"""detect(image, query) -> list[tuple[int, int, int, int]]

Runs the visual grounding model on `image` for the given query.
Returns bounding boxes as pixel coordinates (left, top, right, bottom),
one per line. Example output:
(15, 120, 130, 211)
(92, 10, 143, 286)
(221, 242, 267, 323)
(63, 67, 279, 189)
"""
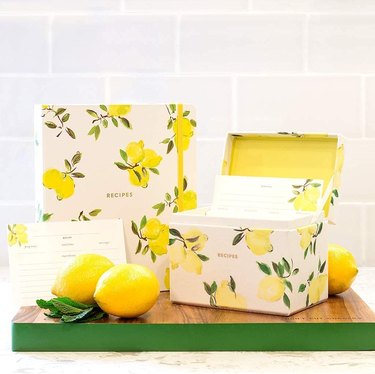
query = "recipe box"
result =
(35, 104, 196, 290)
(169, 133, 344, 316)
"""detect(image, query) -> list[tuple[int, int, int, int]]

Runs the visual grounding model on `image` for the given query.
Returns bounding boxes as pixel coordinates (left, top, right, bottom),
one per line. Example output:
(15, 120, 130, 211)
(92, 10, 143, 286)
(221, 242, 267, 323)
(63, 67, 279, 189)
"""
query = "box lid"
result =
(221, 132, 343, 218)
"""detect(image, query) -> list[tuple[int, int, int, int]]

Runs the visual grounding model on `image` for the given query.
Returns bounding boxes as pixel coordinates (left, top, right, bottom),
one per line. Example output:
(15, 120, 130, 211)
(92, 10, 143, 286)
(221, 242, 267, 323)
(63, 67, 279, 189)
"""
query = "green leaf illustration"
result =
(100, 104, 108, 112)
(211, 281, 217, 294)
(257, 262, 272, 276)
(197, 254, 209, 262)
(169, 228, 183, 238)
(131, 221, 138, 236)
(120, 117, 131, 129)
(55, 108, 66, 116)
(167, 141, 174, 154)
(42, 213, 53, 222)
(112, 117, 118, 127)
(64, 159, 72, 171)
(45, 121, 57, 129)
(203, 282, 212, 295)
(229, 276, 236, 294)
(282, 258, 290, 273)
(292, 268, 299, 275)
(190, 119, 196, 127)
(149, 168, 159, 175)
(94, 125, 100, 140)
(284, 280, 293, 292)
(72, 152, 82, 165)
(283, 293, 291, 309)
(183, 110, 190, 117)
(86, 109, 99, 118)
(135, 240, 142, 254)
(120, 149, 128, 163)
(169, 104, 176, 113)
(62, 113, 70, 122)
(114, 162, 129, 170)
(333, 189, 339, 198)
(319, 260, 326, 273)
(71, 172, 85, 178)
(308, 271, 314, 282)
(298, 284, 306, 293)
(150, 251, 156, 263)
(89, 209, 101, 217)
(232, 232, 244, 246)
(140, 215, 147, 230)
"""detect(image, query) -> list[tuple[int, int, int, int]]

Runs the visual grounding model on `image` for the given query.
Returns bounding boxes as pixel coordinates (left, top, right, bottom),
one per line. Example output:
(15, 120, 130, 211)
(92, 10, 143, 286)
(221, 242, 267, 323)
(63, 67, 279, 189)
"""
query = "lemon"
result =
(128, 165, 149, 187)
(164, 267, 170, 290)
(297, 224, 316, 250)
(52, 254, 114, 304)
(43, 169, 64, 189)
(181, 251, 202, 274)
(169, 244, 186, 269)
(328, 243, 358, 295)
(304, 186, 320, 202)
(173, 118, 194, 151)
(55, 175, 75, 200)
(293, 192, 317, 211)
(257, 276, 285, 302)
(108, 105, 131, 117)
(126, 141, 145, 164)
(94, 264, 160, 318)
(308, 274, 328, 304)
(147, 224, 169, 255)
(216, 280, 247, 309)
(142, 218, 162, 240)
(141, 149, 162, 168)
(182, 228, 207, 252)
(245, 230, 272, 255)
(181, 190, 197, 211)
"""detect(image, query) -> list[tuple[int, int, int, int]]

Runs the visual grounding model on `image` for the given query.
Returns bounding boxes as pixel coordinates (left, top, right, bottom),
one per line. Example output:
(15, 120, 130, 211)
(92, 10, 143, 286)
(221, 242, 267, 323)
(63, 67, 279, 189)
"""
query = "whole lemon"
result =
(181, 251, 202, 274)
(245, 230, 273, 255)
(141, 149, 162, 168)
(328, 243, 358, 295)
(182, 228, 207, 251)
(94, 264, 160, 318)
(55, 175, 75, 200)
(43, 168, 64, 189)
(147, 224, 169, 255)
(257, 276, 285, 302)
(308, 274, 328, 304)
(126, 141, 145, 164)
(181, 190, 198, 211)
(108, 104, 131, 117)
(216, 280, 247, 309)
(52, 254, 114, 304)
(128, 166, 149, 187)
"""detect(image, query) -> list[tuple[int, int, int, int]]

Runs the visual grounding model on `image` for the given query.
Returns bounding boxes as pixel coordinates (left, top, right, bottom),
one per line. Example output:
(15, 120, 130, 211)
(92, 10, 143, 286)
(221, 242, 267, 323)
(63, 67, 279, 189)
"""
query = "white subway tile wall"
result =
(0, 0, 373, 265)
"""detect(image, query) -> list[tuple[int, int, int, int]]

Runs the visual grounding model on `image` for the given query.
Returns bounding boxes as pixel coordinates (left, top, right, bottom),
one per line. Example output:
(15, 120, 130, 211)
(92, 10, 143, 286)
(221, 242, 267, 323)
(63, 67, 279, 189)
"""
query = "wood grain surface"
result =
(13, 289, 375, 325)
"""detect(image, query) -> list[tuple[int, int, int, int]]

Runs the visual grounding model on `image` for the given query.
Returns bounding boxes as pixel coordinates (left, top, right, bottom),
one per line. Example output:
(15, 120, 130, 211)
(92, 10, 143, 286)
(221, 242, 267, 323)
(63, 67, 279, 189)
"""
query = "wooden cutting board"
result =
(12, 289, 375, 352)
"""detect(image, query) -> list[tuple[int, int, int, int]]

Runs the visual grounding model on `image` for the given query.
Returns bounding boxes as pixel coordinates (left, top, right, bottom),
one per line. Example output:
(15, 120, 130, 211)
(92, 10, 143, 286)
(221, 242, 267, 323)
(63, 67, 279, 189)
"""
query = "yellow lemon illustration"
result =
(304, 185, 320, 202)
(42, 104, 49, 109)
(216, 280, 247, 309)
(308, 274, 328, 304)
(328, 243, 358, 295)
(128, 165, 149, 187)
(94, 264, 160, 318)
(293, 192, 317, 211)
(43, 168, 64, 189)
(55, 175, 75, 200)
(297, 225, 316, 249)
(52, 254, 114, 304)
(245, 230, 273, 255)
(108, 104, 131, 117)
(8, 224, 28, 246)
(142, 218, 162, 240)
(126, 141, 145, 164)
(7, 232, 17, 246)
(181, 251, 202, 275)
(169, 244, 186, 269)
(181, 190, 197, 211)
(182, 228, 207, 252)
(141, 149, 162, 168)
(164, 267, 170, 290)
(257, 276, 285, 302)
(148, 224, 169, 255)
(173, 118, 194, 151)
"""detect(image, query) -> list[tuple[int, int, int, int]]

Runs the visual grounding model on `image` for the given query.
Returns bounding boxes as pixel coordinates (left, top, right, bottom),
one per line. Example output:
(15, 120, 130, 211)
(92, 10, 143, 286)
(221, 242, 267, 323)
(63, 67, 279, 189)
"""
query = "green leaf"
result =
(134, 169, 142, 182)
(131, 221, 138, 236)
(55, 108, 66, 116)
(169, 104, 176, 113)
(64, 159, 72, 171)
(71, 172, 85, 178)
(174, 186, 179, 198)
(157, 204, 165, 216)
(190, 119, 197, 127)
(310, 183, 321, 187)
(167, 119, 173, 130)
(51, 299, 84, 315)
(61, 307, 93, 323)
(82, 215, 90, 221)
(135, 240, 142, 254)
(169, 228, 183, 238)
(320, 260, 326, 274)
(186, 236, 199, 243)
(88, 126, 96, 135)
(94, 125, 100, 140)
(45, 121, 57, 129)
(111, 117, 118, 127)
(229, 276, 236, 293)
(308, 271, 314, 282)
(211, 281, 217, 294)
(169, 238, 176, 245)
(292, 190, 300, 195)
(150, 251, 156, 263)
(292, 268, 299, 275)
(142, 245, 149, 255)
(298, 284, 306, 293)
(306, 294, 310, 307)
(173, 205, 179, 213)
(284, 280, 293, 292)
(288, 197, 297, 203)
(232, 232, 244, 246)
(272, 262, 279, 276)
(282, 258, 290, 273)
(304, 248, 308, 259)
(165, 192, 172, 201)
(79, 310, 107, 323)
(167, 140, 174, 154)
(256, 262, 272, 276)
(332, 189, 339, 198)
(161, 138, 170, 144)
(71, 152, 82, 165)
(89, 209, 101, 217)
(149, 168, 159, 175)
(62, 113, 70, 122)
(283, 293, 291, 309)
(197, 254, 209, 262)
(102, 118, 108, 128)
(292, 184, 303, 189)
(120, 149, 128, 163)
(317, 222, 323, 235)
(120, 117, 131, 129)
(42, 213, 53, 222)
(313, 240, 317, 255)
(86, 109, 99, 118)
(114, 162, 128, 170)
(100, 104, 108, 112)
(183, 110, 190, 117)
(203, 282, 212, 295)
(183, 177, 188, 191)
(140, 215, 147, 230)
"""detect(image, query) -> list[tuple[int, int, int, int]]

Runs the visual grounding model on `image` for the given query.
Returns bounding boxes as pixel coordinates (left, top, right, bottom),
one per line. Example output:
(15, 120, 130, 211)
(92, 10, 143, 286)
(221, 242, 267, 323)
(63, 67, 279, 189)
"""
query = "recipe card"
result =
(7, 219, 126, 306)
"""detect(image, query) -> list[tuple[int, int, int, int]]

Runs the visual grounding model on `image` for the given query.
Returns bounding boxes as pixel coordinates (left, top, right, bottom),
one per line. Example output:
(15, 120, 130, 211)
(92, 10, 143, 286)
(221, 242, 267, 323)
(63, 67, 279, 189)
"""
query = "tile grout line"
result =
(47, 15, 53, 75)
(104, 77, 111, 102)
(360, 76, 366, 138)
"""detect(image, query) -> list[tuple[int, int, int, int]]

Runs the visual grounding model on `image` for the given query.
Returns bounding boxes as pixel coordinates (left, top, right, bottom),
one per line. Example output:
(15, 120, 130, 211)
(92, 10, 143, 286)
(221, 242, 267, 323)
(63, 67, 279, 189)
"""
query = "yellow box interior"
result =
(224, 134, 338, 216)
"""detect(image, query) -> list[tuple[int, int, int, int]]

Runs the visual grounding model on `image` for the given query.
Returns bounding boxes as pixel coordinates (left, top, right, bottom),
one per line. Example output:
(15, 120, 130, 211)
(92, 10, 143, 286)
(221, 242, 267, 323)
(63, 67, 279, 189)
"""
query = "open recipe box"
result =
(169, 133, 344, 316)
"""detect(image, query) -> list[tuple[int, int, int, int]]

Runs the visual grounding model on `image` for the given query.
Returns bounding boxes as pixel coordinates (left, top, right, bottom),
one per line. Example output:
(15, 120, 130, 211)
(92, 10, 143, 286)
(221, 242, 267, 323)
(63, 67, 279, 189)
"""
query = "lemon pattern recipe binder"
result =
(35, 104, 197, 290)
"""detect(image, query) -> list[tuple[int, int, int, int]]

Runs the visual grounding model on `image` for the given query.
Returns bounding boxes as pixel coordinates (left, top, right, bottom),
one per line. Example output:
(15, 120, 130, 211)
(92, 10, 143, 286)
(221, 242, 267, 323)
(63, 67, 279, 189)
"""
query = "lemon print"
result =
(42, 104, 49, 109)
(52, 254, 114, 304)
(181, 190, 197, 211)
(328, 243, 358, 295)
(257, 276, 285, 302)
(216, 280, 247, 309)
(182, 229, 208, 252)
(8, 224, 28, 246)
(142, 218, 162, 240)
(128, 165, 149, 188)
(293, 186, 320, 211)
(245, 230, 273, 255)
(181, 251, 202, 275)
(304, 185, 320, 202)
(297, 225, 316, 250)
(94, 264, 160, 318)
(43, 169, 64, 189)
(147, 224, 169, 255)
(141, 149, 162, 168)
(164, 267, 170, 290)
(55, 175, 75, 200)
(169, 244, 187, 270)
(308, 274, 328, 304)
(173, 118, 194, 151)
(108, 105, 131, 117)
(7, 232, 17, 246)
(126, 141, 145, 164)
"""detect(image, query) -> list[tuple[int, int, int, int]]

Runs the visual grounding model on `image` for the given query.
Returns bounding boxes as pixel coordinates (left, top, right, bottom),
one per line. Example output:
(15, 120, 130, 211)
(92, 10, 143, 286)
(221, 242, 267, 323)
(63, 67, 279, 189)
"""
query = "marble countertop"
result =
(1, 266, 375, 374)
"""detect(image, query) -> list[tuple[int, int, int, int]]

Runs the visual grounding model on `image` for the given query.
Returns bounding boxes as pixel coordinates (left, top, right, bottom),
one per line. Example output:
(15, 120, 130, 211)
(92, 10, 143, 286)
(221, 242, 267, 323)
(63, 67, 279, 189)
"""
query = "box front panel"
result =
(169, 220, 328, 315)
(35, 104, 196, 290)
